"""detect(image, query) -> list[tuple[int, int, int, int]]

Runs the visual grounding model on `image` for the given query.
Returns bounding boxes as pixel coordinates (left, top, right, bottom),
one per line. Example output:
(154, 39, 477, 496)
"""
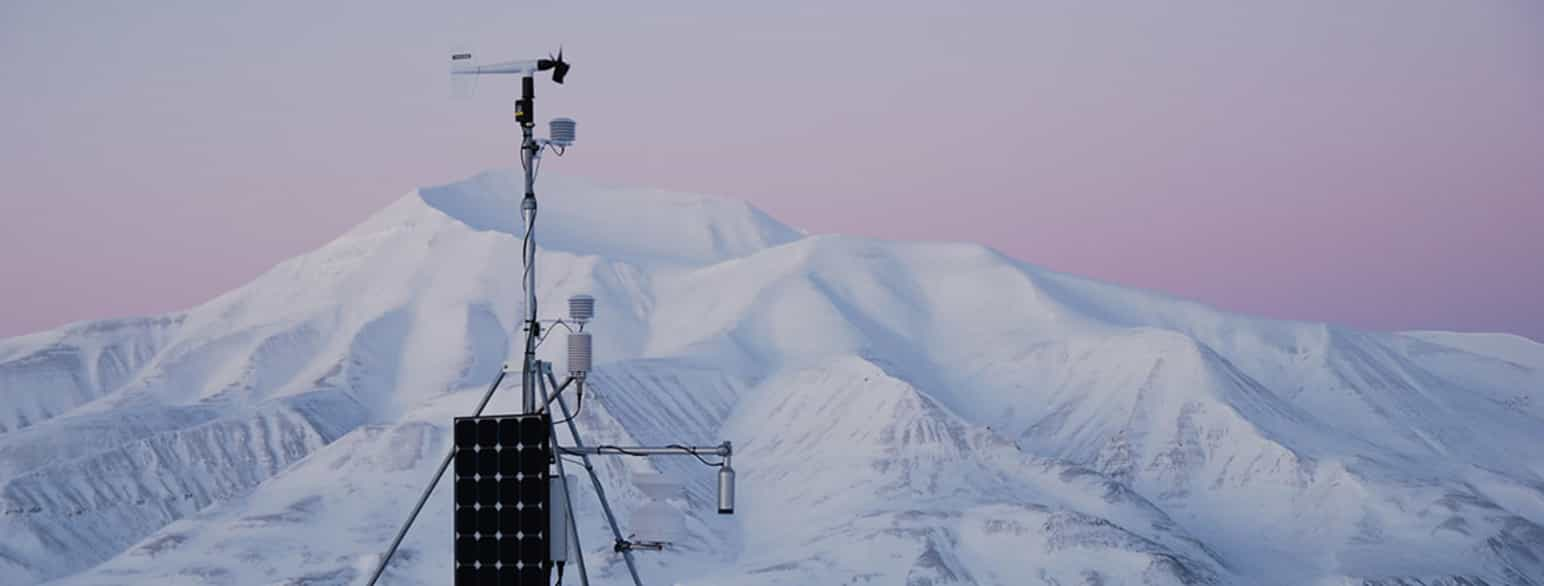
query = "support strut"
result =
(544, 363, 645, 586)
(365, 369, 508, 586)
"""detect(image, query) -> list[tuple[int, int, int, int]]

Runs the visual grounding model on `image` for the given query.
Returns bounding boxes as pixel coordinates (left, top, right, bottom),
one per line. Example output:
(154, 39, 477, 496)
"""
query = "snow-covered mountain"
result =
(3, 171, 1542, 585)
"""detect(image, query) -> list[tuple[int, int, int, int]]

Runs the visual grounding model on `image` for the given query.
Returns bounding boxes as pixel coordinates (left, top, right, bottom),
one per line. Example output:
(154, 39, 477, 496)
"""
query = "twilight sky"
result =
(2, 1, 1541, 341)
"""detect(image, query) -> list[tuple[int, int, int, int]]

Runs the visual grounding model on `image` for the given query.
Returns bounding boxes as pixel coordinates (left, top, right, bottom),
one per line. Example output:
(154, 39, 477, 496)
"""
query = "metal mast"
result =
(518, 74, 540, 414)
(370, 48, 737, 586)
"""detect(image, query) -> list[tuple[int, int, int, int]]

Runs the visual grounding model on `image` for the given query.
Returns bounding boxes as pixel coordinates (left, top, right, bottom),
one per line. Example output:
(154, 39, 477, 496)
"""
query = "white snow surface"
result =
(2, 171, 1543, 585)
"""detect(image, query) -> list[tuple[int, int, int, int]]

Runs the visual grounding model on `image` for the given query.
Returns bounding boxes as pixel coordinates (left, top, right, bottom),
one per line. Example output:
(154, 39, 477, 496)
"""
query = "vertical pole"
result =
(519, 75, 539, 415)
(544, 364, 644, 586)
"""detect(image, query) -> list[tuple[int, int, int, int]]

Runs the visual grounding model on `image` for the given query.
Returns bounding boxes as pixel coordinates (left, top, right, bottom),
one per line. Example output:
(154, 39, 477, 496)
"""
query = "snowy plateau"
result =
(2, 171, 1543, 586)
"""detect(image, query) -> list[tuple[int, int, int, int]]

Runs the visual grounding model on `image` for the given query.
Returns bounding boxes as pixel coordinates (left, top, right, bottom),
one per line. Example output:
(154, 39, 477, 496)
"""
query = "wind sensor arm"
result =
(451, 50, 570, 83)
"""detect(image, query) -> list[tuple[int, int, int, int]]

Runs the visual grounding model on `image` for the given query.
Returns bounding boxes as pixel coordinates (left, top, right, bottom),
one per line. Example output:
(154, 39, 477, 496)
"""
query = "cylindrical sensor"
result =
(568, 294, 595, 323)
(549, 117, 577, 147)
(717, 464, 735, 515)
(567, 332, 592, 374)
(549, 475, 571, 562)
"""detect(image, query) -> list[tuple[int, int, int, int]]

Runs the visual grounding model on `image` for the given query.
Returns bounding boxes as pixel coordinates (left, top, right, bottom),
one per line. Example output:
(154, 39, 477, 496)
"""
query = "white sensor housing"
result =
(568, 294, 595, 324)
(549, 118, 577, 148)
(568, 333, 592, 374)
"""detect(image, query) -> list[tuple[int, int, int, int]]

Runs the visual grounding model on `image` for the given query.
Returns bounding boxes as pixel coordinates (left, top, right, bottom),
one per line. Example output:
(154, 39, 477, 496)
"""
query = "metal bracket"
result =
(614, 538, 669, 552)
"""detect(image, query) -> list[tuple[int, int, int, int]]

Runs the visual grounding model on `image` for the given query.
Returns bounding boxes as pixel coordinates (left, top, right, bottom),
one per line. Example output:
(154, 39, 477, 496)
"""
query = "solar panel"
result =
(453, 414, 551, 585)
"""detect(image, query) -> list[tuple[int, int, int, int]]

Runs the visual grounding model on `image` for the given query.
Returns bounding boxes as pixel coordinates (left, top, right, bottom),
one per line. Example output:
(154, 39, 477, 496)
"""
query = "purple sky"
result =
(3, 1, 1542, 341)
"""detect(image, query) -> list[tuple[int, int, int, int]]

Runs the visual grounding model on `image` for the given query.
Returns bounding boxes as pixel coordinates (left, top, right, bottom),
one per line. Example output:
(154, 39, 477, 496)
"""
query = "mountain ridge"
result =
(1, 170, 1540, 585)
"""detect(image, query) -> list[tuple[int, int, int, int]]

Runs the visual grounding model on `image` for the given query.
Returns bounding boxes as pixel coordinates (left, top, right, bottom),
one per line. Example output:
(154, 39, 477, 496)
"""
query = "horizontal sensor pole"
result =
(558, 444, 731, 457)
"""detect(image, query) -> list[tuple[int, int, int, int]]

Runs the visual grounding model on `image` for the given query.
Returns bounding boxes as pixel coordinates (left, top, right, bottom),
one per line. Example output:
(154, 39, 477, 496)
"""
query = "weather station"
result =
(365, 49, 738, 586)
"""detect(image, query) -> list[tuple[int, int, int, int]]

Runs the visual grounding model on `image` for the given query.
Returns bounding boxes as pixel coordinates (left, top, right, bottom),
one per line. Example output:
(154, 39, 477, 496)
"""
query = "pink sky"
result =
(2, 1, 1542, 341)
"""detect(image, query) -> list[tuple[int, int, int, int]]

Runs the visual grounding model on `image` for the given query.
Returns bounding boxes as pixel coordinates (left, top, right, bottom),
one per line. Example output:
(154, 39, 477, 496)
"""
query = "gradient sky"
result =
(2, 1, 1542, 341)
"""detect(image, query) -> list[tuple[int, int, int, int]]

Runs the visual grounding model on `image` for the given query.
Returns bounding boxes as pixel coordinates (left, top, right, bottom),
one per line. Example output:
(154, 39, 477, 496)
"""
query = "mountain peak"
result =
(417, 170, 803, 266)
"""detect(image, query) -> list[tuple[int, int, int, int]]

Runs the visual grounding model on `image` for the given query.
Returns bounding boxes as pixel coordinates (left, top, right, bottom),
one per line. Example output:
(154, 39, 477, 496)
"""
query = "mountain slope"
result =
(1, 170, 1540, 585)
